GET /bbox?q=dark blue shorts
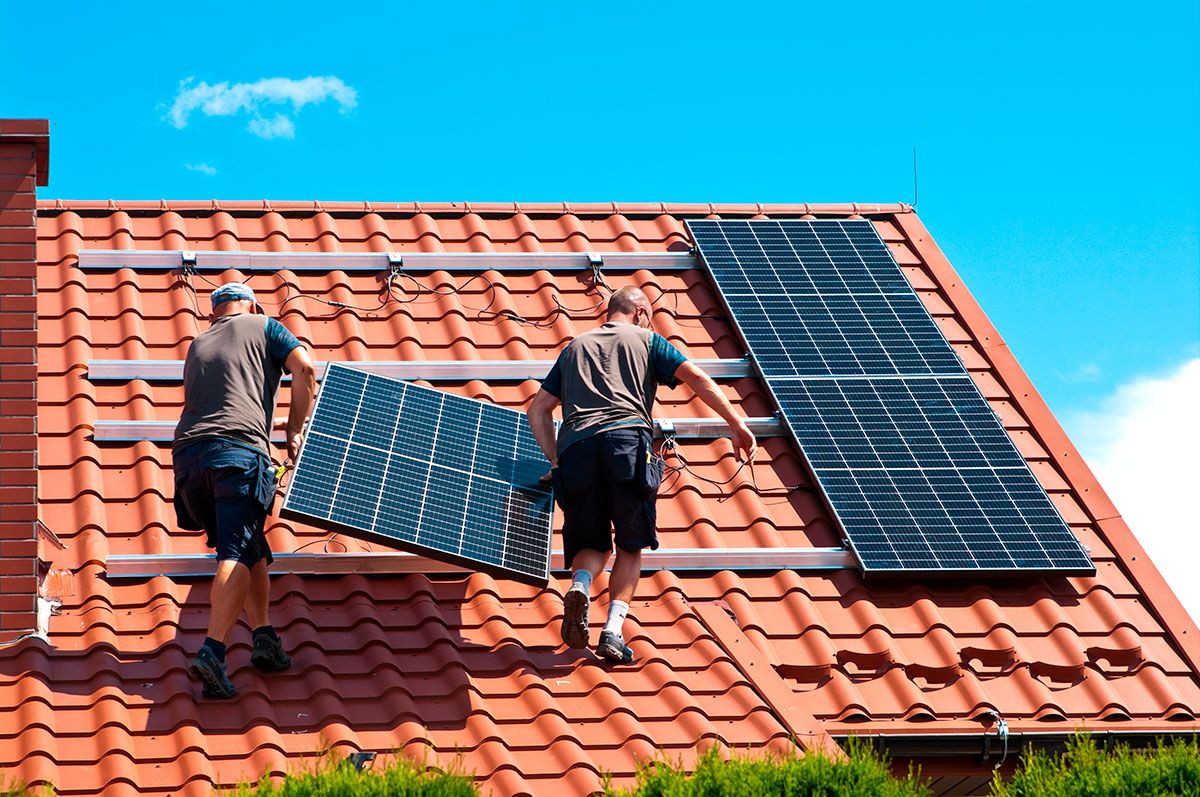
[173,439,274,568]
[553,428,662,569]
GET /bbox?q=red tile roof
[2,200,1198,795]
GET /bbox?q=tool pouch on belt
[255,456,280,513]
[638,437,665,500]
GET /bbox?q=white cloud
[1057,361,1103,384]
[167,76,357,139]
[185,162,217,175]
[1067,357,1200,620]
[247,114,295,140]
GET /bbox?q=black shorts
[553,428,663,569]
[173,439,274,568]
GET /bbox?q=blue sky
[3,2,1199,596]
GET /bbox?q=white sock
[603,600,629,637]
[571,570,592,591]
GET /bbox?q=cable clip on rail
[386,252,403,278]
[180,250,197,275]
[657,418,677,454]
[586,252,609,292]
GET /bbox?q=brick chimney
[0,120,48,643]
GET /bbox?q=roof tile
[4,202,1196,795]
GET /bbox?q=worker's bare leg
[608,547,641,605]
[244,558,271,630]
[570,547,610,581]
[207,559,251,644]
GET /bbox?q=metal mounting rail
[106,547,855,578]
[87,358,755,382]
[76,250,697,273]
[92,416,786,443]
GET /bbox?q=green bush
[228,753,479,797]
[605,737,930,797]
[992,734,1200,797]
[0,777,42,797]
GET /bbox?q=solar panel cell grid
[773,378,1029,471]
[282,363,554,585]
[724,292,960,377]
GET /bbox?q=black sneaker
[596,630,633,664]
[190,646,235,699]
[560,582,590,649]
[250,634,292,672]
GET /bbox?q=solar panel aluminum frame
[687,218,1093,578]
[280,363,554,587]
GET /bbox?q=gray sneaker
[560,582,590,649]
[250,634,292,672]
[190,646,235,699]
[596,630,633,664]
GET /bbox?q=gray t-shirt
[173,313,302,457]
[542,321,687,455]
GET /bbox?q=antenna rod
[913,147,919,210]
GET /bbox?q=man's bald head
[607,286,652,321]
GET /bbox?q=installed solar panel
[774,376,1092,572]
[281,363,554,586]
[724,292,961,377]
[772,377,1028,472]
[687,218,1093,576]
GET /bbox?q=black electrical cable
[179,270,206,333]
[647,282,727,328]
[176,257,636,330]
[658,436,801,498]
[290,535,350,554]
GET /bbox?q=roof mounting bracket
[385,252,403,273]
[586,252,603,267]
[180,250,197,273]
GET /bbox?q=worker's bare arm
[526,388,562,468]
[284,346,317,459]
[674,360,757,462]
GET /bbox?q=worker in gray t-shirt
[527,286,756,664]
[173,282,316,699]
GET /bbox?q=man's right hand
[288,431,303,460]
[730,420,757,463]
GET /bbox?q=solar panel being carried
[281,363,554,586]
[687,218,1093,576]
